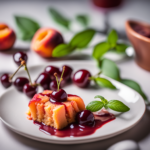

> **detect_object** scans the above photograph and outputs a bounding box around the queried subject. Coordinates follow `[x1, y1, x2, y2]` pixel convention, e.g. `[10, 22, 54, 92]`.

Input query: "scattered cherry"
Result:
[13, 51, 28, 66]
[0, 73, 12, 88]
[14, 77, 29, 91]
[45, 66, 60, 80]
[35, 72, 51, 90]
[23, 83, 38, 98]
[76, 110, 95, 126]
[50, 80, 61, 91]
[73, 69, 91, 88]
[50, 89, 67, 103]
[59, 65, 72, 82]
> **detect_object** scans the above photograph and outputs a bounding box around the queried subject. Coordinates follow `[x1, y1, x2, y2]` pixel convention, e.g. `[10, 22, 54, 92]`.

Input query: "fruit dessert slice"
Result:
[27, 90, 85, 129]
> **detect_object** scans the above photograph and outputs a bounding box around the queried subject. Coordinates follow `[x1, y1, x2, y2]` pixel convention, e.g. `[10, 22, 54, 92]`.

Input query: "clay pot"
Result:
[125, 20, 150, 71]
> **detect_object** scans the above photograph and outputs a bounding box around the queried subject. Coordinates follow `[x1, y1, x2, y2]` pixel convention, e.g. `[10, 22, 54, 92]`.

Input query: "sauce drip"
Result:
[33, 110, 115, 137]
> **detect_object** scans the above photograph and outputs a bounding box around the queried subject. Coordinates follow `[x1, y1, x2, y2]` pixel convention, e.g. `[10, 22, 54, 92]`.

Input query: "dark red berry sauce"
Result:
[33, 111, 115, 137]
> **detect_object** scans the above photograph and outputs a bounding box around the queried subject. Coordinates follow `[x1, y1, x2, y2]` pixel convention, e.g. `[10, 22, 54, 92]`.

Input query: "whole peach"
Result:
[0, 23, 16, 51]
[31, 28, 64, 57]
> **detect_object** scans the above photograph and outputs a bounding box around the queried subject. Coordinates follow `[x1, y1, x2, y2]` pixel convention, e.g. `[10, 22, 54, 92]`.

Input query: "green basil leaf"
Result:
[95, 77, 116, 89]
[100, 58, 121, 81]
[94, 95, 105, 100]
[76, 15, 89, 27]
[94, 95, 108, 105]
[52, 44, 75, 57]
[121, 79, 148, 101]
[86, 101, 104, 112]
[49, 8, 70, 29]
[92, 42, 110, 60]
[107, 100, 130, 112]
[116, 43, 129, 53]
[14, 16, 40, 41]
[107, 29, 118, 48]
[69, 29, 96, 48]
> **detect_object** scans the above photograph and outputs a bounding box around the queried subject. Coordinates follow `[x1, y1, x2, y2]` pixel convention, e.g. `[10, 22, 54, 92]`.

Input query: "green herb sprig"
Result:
[52, 29, 96, 57]
[92, 29, 129, 61]
[86, 95, 130, 112]
[14, 16, 40, 41]
[99, 58, 148, 103]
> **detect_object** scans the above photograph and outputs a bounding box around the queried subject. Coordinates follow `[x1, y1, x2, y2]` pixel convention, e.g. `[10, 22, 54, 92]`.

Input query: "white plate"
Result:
[0, 61, 145, 144]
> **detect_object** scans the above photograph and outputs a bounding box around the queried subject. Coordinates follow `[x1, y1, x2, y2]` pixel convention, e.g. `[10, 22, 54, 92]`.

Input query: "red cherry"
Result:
[14, 77, 29, 91]
[0, 73, 12, 88]
[59, 65, 73, 81]
[23, 83, 38, 98]
[50, 89, 67, 103]
[45, 66, 60, 80]
[13, 51, 28, 66]
[73, 69, 91, 88]
[35, 72, 51, 90]
[76, 110, 95, 126]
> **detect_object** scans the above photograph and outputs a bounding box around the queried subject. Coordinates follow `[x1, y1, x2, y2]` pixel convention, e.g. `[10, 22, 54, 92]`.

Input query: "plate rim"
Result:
[0, 62, 146, 144]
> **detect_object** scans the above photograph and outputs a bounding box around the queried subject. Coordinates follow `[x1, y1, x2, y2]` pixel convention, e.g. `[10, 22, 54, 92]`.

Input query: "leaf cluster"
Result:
[86, 95, 130, 112]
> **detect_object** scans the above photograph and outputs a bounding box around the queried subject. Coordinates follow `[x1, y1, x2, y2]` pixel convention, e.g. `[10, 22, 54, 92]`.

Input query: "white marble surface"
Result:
[0, 0, 150, 150]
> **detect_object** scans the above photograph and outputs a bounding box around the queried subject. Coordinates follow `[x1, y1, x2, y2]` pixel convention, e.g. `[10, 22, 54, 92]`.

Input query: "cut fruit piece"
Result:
[27, 90, 86, 129]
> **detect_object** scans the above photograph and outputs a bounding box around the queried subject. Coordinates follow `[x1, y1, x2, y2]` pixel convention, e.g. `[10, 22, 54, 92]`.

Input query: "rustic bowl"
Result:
[125, 20, 150, 71]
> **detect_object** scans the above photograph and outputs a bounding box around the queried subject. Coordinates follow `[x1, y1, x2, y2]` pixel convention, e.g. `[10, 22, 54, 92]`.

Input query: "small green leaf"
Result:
[92, 42, 110, 60]
[76, 15, 89, 27]
[116, 43, 129, 53]
[107, 100, 130, 112]
[101, 58, 121, 81]
[94, 95, 108, 105]
[107, 29, 118, 48]
[49, 8, 70, 29]
[69, 29, 96, 48]
[14, 16, 40, 41]
[121, 79, 148, 101]
[95, 77, 116, 89]
[52, 44, 75, 57]
[86, 101, 104, 112]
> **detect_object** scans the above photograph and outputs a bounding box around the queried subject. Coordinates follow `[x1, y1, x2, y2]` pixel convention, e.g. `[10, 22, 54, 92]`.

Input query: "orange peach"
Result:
[31, 28, 64, 57]
[0, 23, 16, 51]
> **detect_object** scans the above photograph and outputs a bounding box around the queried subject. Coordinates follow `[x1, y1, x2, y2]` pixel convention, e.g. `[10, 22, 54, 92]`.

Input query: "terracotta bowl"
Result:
[125, 20, 150, 71]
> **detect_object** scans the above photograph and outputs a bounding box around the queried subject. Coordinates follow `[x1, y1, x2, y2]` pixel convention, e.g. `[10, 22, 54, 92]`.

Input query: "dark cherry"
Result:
[59, 65, 73, 81]
[0, 73, 12, 88]
[35, 72, 51, 90]
[44, 66, 60, 80]
[23, 83, 37, 98]
[73, 69, 91, 88]
[76, 110, 95, 126]
[14, 77, 29, 91]
[49, 80, 62, 91]
[50, 89, 67, 103]
[13, 51, 28, 66]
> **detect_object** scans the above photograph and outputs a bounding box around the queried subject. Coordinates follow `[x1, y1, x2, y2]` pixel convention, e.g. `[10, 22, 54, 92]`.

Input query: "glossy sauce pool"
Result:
[33, 112, 115, 137]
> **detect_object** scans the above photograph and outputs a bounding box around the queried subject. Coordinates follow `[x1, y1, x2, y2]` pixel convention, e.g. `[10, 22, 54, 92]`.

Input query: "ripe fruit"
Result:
[31, 28, 64, 58]
[73, 69, 91, 88]
[23, 83, 38, 98]
[14, 77, 29, 91]
[35, 72, 51, 90]
[59, 65, 72, 82]
[45, 66, 60, 80]
[0, 23, 16, 51]
[0, 73, 12, 88]
[13, 51, 28, 66]
[76, 110, 94, 126]
[50, 89, 67, 103]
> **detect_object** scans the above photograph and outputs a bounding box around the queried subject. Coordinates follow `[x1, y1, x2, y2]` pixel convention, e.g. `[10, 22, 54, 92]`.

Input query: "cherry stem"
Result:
[54, 73, 59, 91]
[89, 71, 102, 80]
[24, 64, 33, 86]
[58, 66, 65, 90]
[9, 64, 23, 80]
